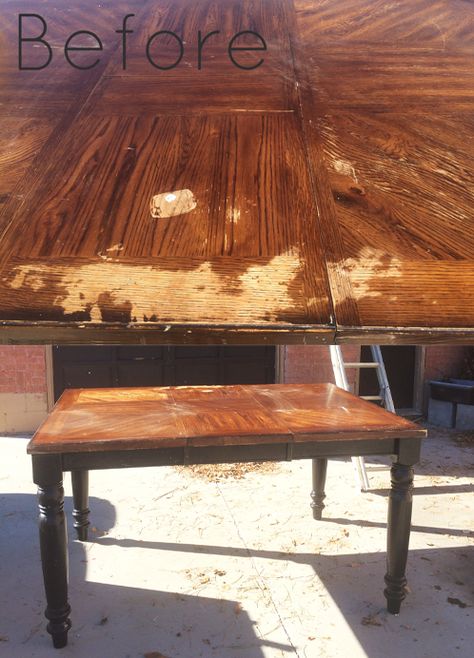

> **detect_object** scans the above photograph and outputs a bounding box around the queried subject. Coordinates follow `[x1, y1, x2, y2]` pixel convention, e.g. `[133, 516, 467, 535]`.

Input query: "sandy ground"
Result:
[0, 426, 472, 658]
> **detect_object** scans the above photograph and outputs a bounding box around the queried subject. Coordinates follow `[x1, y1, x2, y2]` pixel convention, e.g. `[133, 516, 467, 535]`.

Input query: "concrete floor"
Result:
[0, 428, 473, 658]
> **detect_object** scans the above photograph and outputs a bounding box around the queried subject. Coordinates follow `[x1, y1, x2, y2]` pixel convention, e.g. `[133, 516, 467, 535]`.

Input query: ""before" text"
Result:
[18, 13, 267, 71]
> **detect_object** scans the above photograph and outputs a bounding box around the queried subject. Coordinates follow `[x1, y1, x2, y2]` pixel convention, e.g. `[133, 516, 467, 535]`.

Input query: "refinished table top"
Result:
[28, 383, 426, 454]
[1, 0, 473, 345]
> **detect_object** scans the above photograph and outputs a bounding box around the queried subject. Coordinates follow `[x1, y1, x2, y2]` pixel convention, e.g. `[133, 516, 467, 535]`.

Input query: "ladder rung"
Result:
[343, 362, 380, 368]
[361, 395, 383, 401]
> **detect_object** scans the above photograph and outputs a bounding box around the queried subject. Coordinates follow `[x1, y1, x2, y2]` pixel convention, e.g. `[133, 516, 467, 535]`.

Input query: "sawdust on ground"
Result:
[175, 461, 280, 482]
[425, 423, 474, 445]
[174, 424, 472, 481]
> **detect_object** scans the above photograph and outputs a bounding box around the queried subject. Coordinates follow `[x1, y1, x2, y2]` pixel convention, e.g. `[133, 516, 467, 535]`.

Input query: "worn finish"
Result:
[28, 383, 425, 454]
[292, 0, 474, 341]
[1, 0, 474, 343]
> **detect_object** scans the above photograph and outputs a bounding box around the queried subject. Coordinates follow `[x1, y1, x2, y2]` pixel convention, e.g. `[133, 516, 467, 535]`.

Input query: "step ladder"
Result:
[329, 345, 395, 491]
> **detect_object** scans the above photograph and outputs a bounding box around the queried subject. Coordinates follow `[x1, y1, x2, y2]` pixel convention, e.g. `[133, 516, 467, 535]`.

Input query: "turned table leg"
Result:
[310, 458, 328, 520]
[33, 455, 71, 649]
[384, 457, 415, 614]
[72, 470, 90, 541]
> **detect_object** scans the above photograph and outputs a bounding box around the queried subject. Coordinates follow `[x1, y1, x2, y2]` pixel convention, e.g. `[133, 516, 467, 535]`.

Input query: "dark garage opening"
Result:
[359, 346, 417, 410]
[53, 346, 276, 402]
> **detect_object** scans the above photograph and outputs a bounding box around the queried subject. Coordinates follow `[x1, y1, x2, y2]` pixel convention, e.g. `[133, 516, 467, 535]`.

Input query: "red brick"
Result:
[0, 346, 47, 394]
[424, 346, 469, 380]
[422, 346, 471, 412]
[283, 346, 360, 389]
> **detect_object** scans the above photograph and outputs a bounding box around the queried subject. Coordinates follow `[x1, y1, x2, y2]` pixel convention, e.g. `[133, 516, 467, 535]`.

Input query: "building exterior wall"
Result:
[0, 344, 472, 433]
[422, 345, 470, 413]
[424, 346, 469, 381]
[283, 346, 361, 390]
[0, 346, 48, 433]
[283, 346, 472, 414]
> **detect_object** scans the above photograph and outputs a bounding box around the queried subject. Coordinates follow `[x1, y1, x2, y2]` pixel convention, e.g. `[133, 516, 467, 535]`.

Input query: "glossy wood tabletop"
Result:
[28, 383, 425, 453]
[1, 0, 473, 344]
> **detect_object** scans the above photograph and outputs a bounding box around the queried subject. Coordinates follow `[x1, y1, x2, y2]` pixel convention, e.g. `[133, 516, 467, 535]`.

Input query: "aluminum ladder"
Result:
[330, 345, 395, 491]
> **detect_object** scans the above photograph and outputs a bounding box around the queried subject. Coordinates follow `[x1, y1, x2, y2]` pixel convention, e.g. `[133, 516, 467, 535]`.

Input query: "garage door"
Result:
[53, 346, 276, 401]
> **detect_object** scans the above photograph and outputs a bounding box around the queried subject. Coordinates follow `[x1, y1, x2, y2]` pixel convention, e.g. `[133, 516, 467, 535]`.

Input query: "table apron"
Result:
[57, 438, 415, 472]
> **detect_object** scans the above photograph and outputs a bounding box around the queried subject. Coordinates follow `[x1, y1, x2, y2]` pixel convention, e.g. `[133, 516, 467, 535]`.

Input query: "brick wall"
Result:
[424, 346, 469, 381]
[0, 346, 48, 433]
[0, 346, 47, 394]
[2, 344, 469, 397]
[0, 344, 471, 432]
[422, 345, 471, 412]
[283, 346, 360, 391]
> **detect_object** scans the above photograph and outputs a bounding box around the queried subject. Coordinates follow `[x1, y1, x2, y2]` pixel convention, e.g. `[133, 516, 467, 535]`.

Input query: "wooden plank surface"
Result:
[292, 0, 474, 342]
[1, 0, 474, 343]
[28, 383, 426, 453]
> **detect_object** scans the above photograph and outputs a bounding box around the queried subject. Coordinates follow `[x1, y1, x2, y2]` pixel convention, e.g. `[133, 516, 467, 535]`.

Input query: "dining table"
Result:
[28, 381, 425, 648]
[0, 0, 473, 346]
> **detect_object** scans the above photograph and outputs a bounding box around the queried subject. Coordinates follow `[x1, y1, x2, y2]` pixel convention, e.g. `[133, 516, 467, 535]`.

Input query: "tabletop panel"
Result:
[293, 0, 474, 341]
[28, 383, 425, 453]
[1, 0, 473, 344]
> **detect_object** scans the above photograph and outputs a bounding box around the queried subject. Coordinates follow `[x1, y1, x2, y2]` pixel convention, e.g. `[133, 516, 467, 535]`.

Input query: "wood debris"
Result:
[175, 461, 279, 482]
[361, 614, 383, 627]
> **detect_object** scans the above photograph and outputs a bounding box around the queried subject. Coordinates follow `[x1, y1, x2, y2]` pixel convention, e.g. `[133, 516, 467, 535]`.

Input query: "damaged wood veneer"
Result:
[1, 0, 474, 343]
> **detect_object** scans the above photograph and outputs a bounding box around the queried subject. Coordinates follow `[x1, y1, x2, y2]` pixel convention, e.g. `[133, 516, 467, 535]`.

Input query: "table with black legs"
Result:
[28, 383, 426, 649]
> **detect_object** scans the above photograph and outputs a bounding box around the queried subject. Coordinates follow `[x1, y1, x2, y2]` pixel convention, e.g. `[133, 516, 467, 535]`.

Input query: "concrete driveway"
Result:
[0, 427, 472, 657]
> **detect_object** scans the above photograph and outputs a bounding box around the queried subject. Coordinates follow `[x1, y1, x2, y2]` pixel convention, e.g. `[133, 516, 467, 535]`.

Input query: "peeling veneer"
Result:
[2, 252, 312, 324]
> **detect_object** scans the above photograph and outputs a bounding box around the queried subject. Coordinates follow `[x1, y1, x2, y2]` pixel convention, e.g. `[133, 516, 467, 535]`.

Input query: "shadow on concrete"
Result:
[369, 483, 474, 497]
[0, 493, 282, 657]
[93, 538, 474, 658]
[318, 515, 474, 539]
[1, 488, 472, 657]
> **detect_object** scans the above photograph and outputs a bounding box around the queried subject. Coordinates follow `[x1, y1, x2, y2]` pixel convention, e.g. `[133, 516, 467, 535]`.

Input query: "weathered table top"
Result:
[28, 383, 425, 453]
[1, 0, 473, 345]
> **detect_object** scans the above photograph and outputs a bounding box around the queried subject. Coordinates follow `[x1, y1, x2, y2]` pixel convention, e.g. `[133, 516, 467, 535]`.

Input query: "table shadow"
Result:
[0, 492, 285, 657]
[94, 537, 474, 658]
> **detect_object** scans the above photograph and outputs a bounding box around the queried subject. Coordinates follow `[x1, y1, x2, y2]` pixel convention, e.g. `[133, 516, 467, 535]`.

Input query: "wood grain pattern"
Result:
[0, 254, 320, 325]
[1, 0, 474, 343]
[28, 383, 425, 454]
[292, 0, 474, 341]
[0, 0, 334, 342]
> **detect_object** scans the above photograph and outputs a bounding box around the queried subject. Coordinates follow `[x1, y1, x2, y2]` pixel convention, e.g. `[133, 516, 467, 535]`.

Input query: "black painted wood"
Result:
[60, 438, 399, 472]
[310, 458, 328, 520]
[71, 471, 90, 542]
[384, 461, 415, 614]
[33, 456, 71, 649]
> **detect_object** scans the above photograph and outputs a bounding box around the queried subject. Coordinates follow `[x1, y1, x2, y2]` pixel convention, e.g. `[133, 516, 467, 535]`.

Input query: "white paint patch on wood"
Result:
[333, 158, 359, 183]
[5, 251, 306, 324]
[330, 247, 402, 301]
[150, 189, 197, 219]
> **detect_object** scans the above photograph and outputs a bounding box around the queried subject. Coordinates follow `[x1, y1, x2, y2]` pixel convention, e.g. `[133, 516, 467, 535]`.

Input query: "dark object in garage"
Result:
[429, 379, 474, 406]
